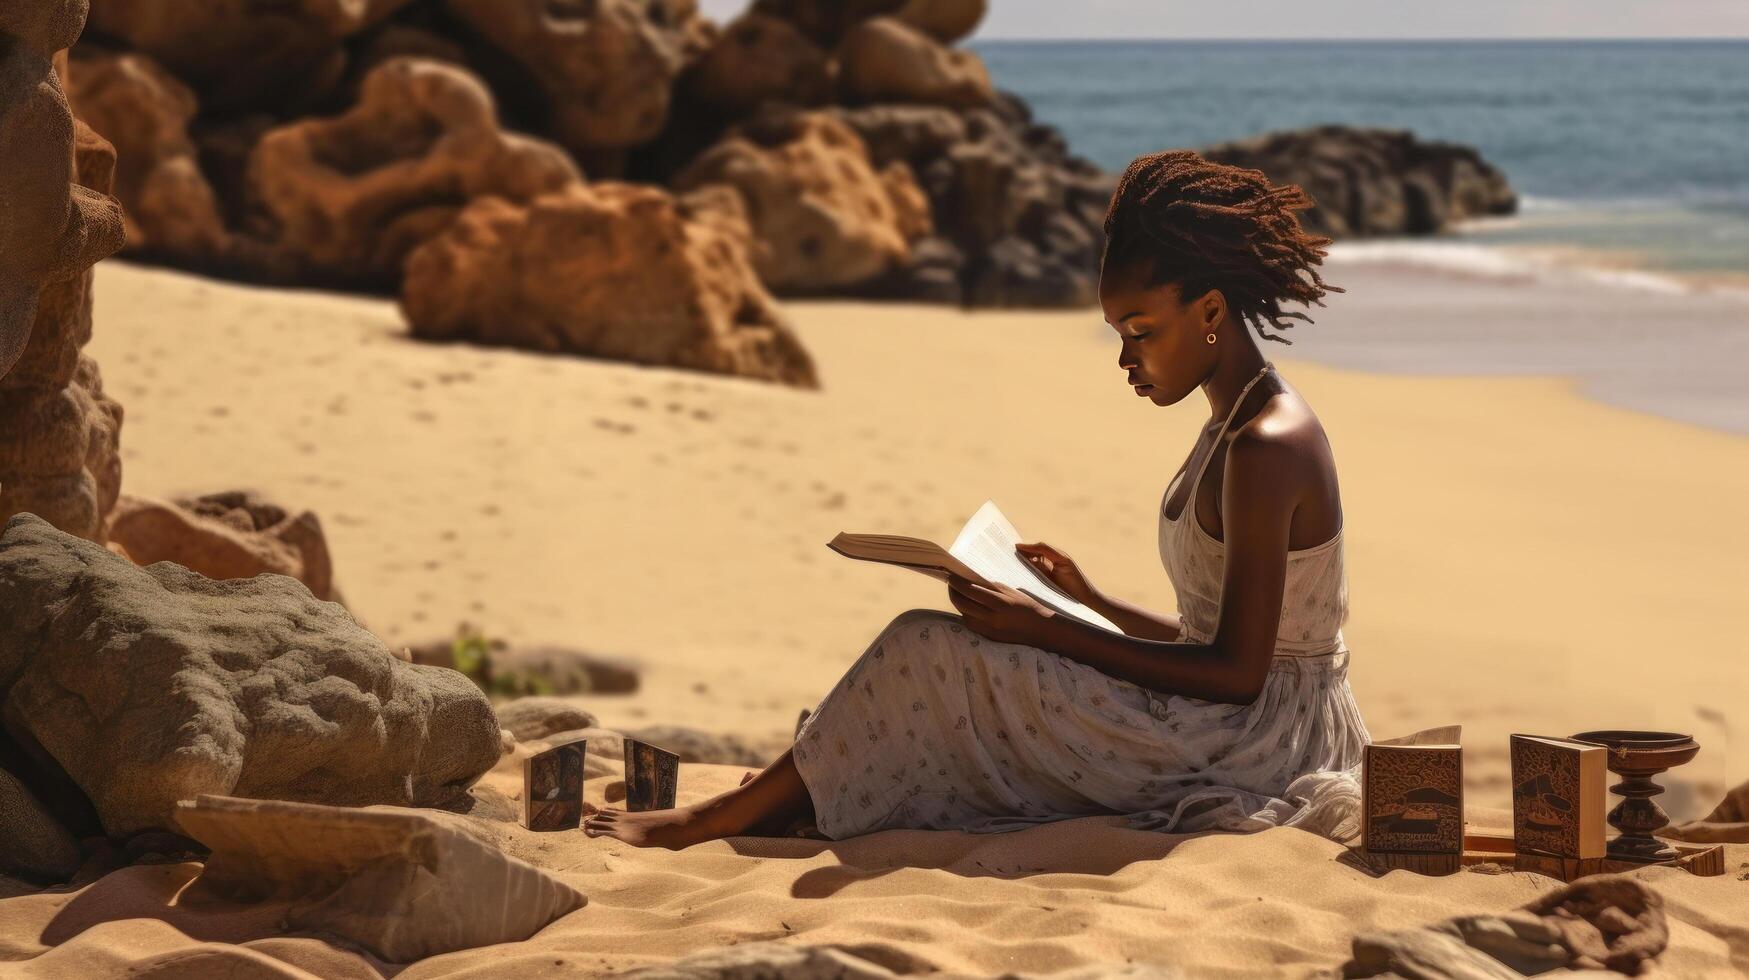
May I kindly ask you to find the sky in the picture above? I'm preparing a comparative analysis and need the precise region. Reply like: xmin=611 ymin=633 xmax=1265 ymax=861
xmin=695 ymin=0 xmax=1749 ymax=40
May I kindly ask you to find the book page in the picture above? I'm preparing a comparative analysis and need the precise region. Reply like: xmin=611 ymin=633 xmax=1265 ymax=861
xmin=947 ymin=501 xmax=1122 ymax=634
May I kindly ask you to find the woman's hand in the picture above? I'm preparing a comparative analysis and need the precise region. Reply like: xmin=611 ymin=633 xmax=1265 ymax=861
xmin=946 ymin=573 xmax=1065 ymax=648
xmin=1014 ymin=541 xmax=1101 ymax=607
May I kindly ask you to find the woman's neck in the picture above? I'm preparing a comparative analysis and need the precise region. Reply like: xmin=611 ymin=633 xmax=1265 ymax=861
xmin=1201 ymin=345 xmax=1272 ymax=425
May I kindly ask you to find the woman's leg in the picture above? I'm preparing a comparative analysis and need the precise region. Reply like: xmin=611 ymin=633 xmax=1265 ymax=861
xmin=582 ymin=746 xmax=815 ymax=849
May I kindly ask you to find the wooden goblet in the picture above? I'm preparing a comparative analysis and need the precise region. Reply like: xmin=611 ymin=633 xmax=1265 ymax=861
xmin=1570 ymin=730 xmax=1699 ymax=864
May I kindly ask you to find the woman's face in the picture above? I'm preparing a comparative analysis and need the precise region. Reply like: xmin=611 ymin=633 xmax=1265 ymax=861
xmin=1099 ymin=262 xmax=1223 ymax=407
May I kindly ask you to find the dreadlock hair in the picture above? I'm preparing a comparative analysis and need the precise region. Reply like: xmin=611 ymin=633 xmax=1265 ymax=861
xmin=1102 ymin=150 xmax=1343 ymax=346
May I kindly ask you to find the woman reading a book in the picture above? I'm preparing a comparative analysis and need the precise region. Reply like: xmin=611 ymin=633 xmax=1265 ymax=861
xmin=586 ymin=150 xmax=1371 ymax=848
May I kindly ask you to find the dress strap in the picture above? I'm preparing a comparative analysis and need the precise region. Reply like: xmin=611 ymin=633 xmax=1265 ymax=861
xmin=1182 ymin=362 xmax=1275 ymax=509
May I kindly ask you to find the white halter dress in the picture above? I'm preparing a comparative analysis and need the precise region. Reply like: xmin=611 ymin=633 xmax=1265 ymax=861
xmin=792 ymin=366 xmax=1371 ymax=841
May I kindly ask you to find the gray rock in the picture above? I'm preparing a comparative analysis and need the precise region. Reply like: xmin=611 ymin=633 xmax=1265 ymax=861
xmin=497 ymin=697 xmax=599 ymax=742
xmin=0 ymin=513 xmax=503 ymax=836
xmin=176 ymin=794 xmax=585 ymax=962
xmin=0 ymin=768 xmax=80 ymax=882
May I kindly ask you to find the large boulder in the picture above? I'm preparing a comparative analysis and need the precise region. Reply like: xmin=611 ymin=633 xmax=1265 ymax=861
xmin=401 ymin=183 xmax=819 ymax=387
xmin=247 ymin=56 xmax=580 ymax=287
xmin=106 ymin=490 xmax=342 ymax=603
xmin=0 ymin=2 xmax=125 ymax=382
xmin=685 ymin=13 xmax=833 ymax=116
xmin=64 ymin=49 xmax=229 ymax=264
xmin=0 ymin=513 xmax=504 ymax=837
xmin=1198 ymin=125 xmax=1518 ymax=238
xmin=0 ymin=111 xmax=127 ymax=540
xmin=892 ymin=0 xmax=986 ymax=44
xmin=85 ymin=0 xmax=415 ymax=110
xmin=0 ymin=768 xmax=81 ymax=883
xmin=177 ymin=794 xmax=585 ymax=962
xmin=442 ymin=0 xmax=707 ymax=162
xmin=675 ymin=111 xmax=929 ymax=292
xmin=837 ymin=17 xmax=993 ymax=108
xmin=749 ymin=0 xmax=985 ymax=44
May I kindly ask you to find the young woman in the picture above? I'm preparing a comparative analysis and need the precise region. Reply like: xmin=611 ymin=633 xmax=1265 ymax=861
xmin=585 ymin=150 xmax=1371 ymax=849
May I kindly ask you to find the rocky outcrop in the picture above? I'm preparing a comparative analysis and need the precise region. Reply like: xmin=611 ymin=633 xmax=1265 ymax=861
xmin=85 ymin=0 xmax=414 ymax=111
xmin=105 ymin=490 xmax=342 ymax=603
xmin=1198 ymin=125 xmax=1518 ymax=238
xmin=442 ymin=0 xmax=708 ymax=167
xmin=836 ymin=102 xmax=1112 ymax=307
xmin=0 ymin=513 xmax=503 ymax=836
xmin=1345 ymin=874 xmax=1667 ymax=978
xmin=64 ymin=49 xmax=229 ymax=264
xmin=838 ymin=16 xmax=993 ymax=109
xmin=622 ymin=724 xmax=777 ymax=767
xmin=675 ymin=112 xmax=929 ymax=292
xmin=248 ymin=57 xmax=580 ymax=287
xmin=0 ymin=12 xmax=127 ymax=538
xmin=685 ymin=13 xmax=833 ymax=116
xmin=497 ymin=698 xmax=599 ymax=743
xmin=401 ymin=184 xmax=819 ymax=387
xmin=177 ymin=794 xmax=585 ymax=962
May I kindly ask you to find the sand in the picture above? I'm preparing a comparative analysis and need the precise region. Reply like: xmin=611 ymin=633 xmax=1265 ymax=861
xmin=0 ymin=260 xmax=1743 ymax=976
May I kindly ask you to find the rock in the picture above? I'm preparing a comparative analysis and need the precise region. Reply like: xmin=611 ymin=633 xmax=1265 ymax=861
xmin=65 ymin=49 xmax=229 ymax=263
xmin=0 ymin=72 xmax=127 ymax=541
xmin=498 ymin=646 xmax=643 ymax=695
xmin=1198 ymin=125 xmax=1517 ymax=238
xmin=442 ymin=0 xmax=706 ymax=161
xmin=0 ymin=768 xmax=81 ymax=883
xmin=837 ymin=17 xmax=993 ymax=109
xmin=85 ymin=0 xmax=415 ymax=111
xmin=747 ymin=0 xmax=905 ymax=46
xmin=1666 ymin=777 xmax=1749 ymax=844
xmin=1344 ymin=874 xmax=1667 ymax=978
xmin=621 ymin=724 xmax=776 ymax=768
xmin=893 ymin=0 xmax=986 ymax=44
xmin=401 ymin=184 xmax=818 ymax=387
xmin=106 ymin=490 xmax=341 ymax=603
xmin=835 ymin=104 xmax=968 ymax=171
xmin=496 ymin=698 xmax=599 ymax=743
xmin=247 ymin=56 xmax=580 ymax=287
xmin=0 ymin=513 xmax=503 ymax=836
xmin=176 ymin=794 xmax=585 ymax=962
xmin=675 ymin=111 xmax=928 ymax=292
xmin=686 ymin=13 xmax=833 ymax=116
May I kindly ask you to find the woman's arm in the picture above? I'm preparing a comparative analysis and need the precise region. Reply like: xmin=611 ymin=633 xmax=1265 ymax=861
xmin=1083 ymin=590 xmax=1184 ymax=642
xmin=1039 ymin=430 xmax=1297 ymax=704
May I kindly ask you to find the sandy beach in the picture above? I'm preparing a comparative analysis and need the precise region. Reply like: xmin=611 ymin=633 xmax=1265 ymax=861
xmin=1 ymin=259 xmax=1736 ymax=975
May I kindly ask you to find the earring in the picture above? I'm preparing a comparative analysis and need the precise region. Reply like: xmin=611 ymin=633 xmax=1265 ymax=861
xmin=1205 ymin=332 xmax=1217 ymax=344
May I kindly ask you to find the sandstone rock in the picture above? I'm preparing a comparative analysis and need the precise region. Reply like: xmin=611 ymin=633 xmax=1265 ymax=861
xmin=443 ymin=0 xmax=704 ymax=160
xmin=0 ymin=768 xmax=81 ymax=882
xmin=401 ymin=184 xmax=818 ymax=387
xmin=747 ymin=0 xmax=904 ymax=46
xmin=500 ymin=646 xmax=643 ymax=695
xmin=0 ymin=513 xmax=503 ymax=836
xmin=0 ymin=89 xmax=127 ymax=540
xmin=497 ymin=698 xmax=599 ymax=743
xmin=0 ymin=5 xmax=126 ymax=383
xmin=85 ymin=0 xmax=415 ymax=110
xmin=248 ymin=56 xmax=580 ymax=287
xmin=1345 ymin=874 xmax=1667 ymax=978
xmin=1198 ymin=125 xmax=1517 ymax=238
xmin=838 ymin=17 xmax=993 ymax=109
xmin=106 ymin=490 xmax=341 ymax=603
xmin=687 ymin=13 xmax=833 ymax=116
xmin=176 ymin=794 xmax=585 ymax=962
xmin=622 ymin=724 xmax=776 ymax=767
xmin=893 ymin=0 xmax=986 ymax=44
xmin=65 ymin=50 xmax=228 ymax=263
xmin=676 ymin=112 xmax=927 ymax=292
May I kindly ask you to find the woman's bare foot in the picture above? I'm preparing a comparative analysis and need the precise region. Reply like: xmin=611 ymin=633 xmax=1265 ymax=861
xmin=582 ymin=800 xmax=742 ymax=850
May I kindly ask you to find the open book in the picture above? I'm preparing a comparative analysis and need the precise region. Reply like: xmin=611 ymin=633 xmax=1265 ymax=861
xmin=827 ymin=500 xmax=1122 ymax=634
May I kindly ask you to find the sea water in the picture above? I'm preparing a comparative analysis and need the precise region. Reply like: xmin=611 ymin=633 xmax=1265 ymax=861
xmin=974 ymin=39 xmax=1749 ymax=293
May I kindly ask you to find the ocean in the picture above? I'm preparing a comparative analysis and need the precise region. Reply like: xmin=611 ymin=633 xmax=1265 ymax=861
xmin=973 ymin=39 xmax=1749 ymax=294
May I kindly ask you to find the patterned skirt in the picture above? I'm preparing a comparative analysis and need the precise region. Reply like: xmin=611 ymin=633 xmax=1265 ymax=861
xmin=791 ymin=609 xmax=1370 ymax=841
